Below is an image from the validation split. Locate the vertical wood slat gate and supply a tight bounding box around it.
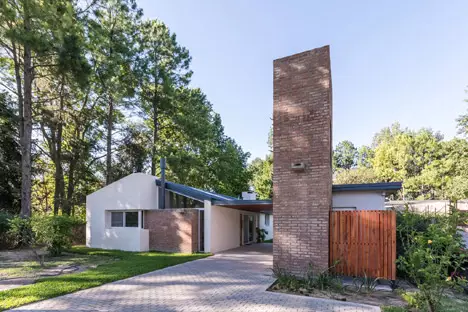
[329,210,397,280]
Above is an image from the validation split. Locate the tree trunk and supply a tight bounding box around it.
[12,42,24,140]
[106,96,113,185]
[63,158,76,215]
[53,81,65,215]
[151,100,158,176]
[20,2,33,218]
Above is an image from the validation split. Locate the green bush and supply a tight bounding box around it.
[32,215,81,256]
[256,228,268,243]
[8,216,35,248]
[0,211,12,248]
[397,207,467,312]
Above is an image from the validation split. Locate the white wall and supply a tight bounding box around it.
[86,173,157,251]
[332,191,385,210]
[208,205,259,253]
[210,205,241,253]
[259,213,273,240]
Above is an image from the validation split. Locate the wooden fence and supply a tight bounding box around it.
[329,210,396,280]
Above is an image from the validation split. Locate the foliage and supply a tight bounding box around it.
[256,228,268,243]
[0,246,209,311]
[396,207,467,312]
[0,0,252,217]
[353,272,380,294]
[334,167,380,185]
[271,265,303,291]
[0,93,20,214]
[272,263,343,293]
[0,211,13,248]
[7,216,34,248]
[31,215,81,256]
[333,140,358,170]
[248,155,273,199]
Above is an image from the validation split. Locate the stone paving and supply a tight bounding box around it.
[11,244,379,312]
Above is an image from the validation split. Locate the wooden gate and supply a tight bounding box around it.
[329,210,396,280]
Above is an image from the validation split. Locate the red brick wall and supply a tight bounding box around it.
[145,209,199,253]
[273,46,333,274]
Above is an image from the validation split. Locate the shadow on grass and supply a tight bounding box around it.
[0,246,209,311]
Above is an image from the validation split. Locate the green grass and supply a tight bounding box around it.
[0,246,209,311]
[264,239,273,243]
[0,253,113,280]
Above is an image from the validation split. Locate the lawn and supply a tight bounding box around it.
[264,239,273,243]
[0,246,209,311]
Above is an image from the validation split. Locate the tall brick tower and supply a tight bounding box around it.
[272,46,333,274]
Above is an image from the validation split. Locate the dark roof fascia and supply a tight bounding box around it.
[332,182,402,192]
[212,199,273,206]
[155,179,237,202]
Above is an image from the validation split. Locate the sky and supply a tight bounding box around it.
[139,0,468,160]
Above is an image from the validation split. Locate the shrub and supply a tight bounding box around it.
[8,216,35,248]
[353,272,380,294]
[397,207,467,312]
[272,262,343,293]
[271,265,302,291]
[0,211,13,248]
[32,215,80,256]
[256,228,268,243]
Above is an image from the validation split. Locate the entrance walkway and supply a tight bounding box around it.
[12,244,379,311]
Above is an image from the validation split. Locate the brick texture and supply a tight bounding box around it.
[273,46,333,274]
[145,209,199,253]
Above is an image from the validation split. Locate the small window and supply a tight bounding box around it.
[111,212,124,227]
[125,212,138,227]
[265,214,270,226]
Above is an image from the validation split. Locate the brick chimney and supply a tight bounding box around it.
[272,46,333,274]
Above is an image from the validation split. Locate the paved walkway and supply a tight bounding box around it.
[12,244,379,312]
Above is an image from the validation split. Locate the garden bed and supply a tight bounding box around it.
[268,278,408,308]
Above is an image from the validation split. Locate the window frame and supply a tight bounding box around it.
[265,214,270,226]
[109,211,140,228]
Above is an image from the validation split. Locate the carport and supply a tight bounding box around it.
[204,199,272,254]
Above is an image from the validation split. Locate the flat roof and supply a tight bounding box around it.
[332,182,402,192]
[156,179,402,211]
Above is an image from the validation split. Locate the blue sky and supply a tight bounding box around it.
[139,1,468,160]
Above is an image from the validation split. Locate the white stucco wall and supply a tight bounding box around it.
[210,205,241,253]
[332,191,385,210]
[86,173,157,251]
[207,205,259,254]
[259,213,273,240]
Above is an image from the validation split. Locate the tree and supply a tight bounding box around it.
[357,145,374,168]
[137,19,192,176]
[334,167,379,185]
[333,140,357,170]
[0,0,92,216]
[88,0,142,185]
[0,93,20,213]
[248,156,273,199]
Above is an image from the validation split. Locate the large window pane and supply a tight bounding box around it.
[111,212,123,227]
[125,212,138,227]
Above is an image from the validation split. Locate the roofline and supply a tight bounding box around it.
[155,179,238,202]
[212,200,272,206]
[332,182,402,192]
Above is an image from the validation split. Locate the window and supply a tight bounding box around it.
[265,214,270,226]
[125,212,138,227]
[110,211,139,227]
[111,212,124,227]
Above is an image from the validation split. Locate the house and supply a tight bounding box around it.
[87,45,403,277]
[85,172,401,253]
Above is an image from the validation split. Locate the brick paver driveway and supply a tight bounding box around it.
[12,244,379,312]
